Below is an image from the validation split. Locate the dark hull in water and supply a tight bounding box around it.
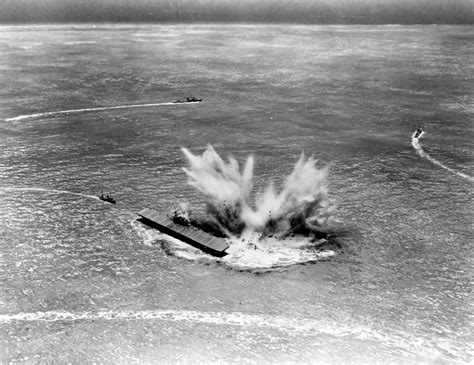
[172,98,202,103]
[172,100,202,104]
[137,208,229,257]
[414,129,423,139]
[99,196,116,204]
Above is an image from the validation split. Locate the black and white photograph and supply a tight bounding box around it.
[1,1,473,363]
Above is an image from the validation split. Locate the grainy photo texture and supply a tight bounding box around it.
[1,1,473,363]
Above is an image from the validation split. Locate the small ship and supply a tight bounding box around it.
[414,126,423,139]
[172,96,202,104]
[99,191,116,204]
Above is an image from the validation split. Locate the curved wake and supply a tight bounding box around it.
[411,132,473,181]
[5,101,193,122]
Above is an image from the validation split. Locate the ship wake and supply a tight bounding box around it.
[5,101,193,122]
[411,132,473,181]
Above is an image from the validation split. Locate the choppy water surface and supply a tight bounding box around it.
[1,24,473,363]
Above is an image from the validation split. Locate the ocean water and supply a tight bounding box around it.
[0,24,473,363]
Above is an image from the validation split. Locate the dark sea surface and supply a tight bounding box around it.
[0,24,473,363]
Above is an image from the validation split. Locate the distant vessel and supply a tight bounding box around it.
[99,191,116,204]
[414,126,423,139]
[172,96,202,104]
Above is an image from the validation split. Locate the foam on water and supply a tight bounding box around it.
[0,308,449,359]
[0,308,390,337]
[5,101,194,122]
[129,218,172,247]
[221,232,336,269]
[412,132,473,181]
[142,229,337,270]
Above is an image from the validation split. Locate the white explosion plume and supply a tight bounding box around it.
[182,145,335,238]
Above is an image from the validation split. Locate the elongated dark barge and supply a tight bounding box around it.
[137,208,229,257]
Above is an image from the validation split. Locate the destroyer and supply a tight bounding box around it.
[172,96,202,103]
[99,191,116,204]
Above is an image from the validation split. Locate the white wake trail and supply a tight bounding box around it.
[0,309,447,357]
[0,309,329,334]
[5,101,192,122]
[0,187,101,201]
[411,132,473,181]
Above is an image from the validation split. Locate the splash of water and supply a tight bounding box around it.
[181,145,335,239]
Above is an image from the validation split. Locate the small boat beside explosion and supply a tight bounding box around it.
[99,191,116,204]
[137,208,229,257]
